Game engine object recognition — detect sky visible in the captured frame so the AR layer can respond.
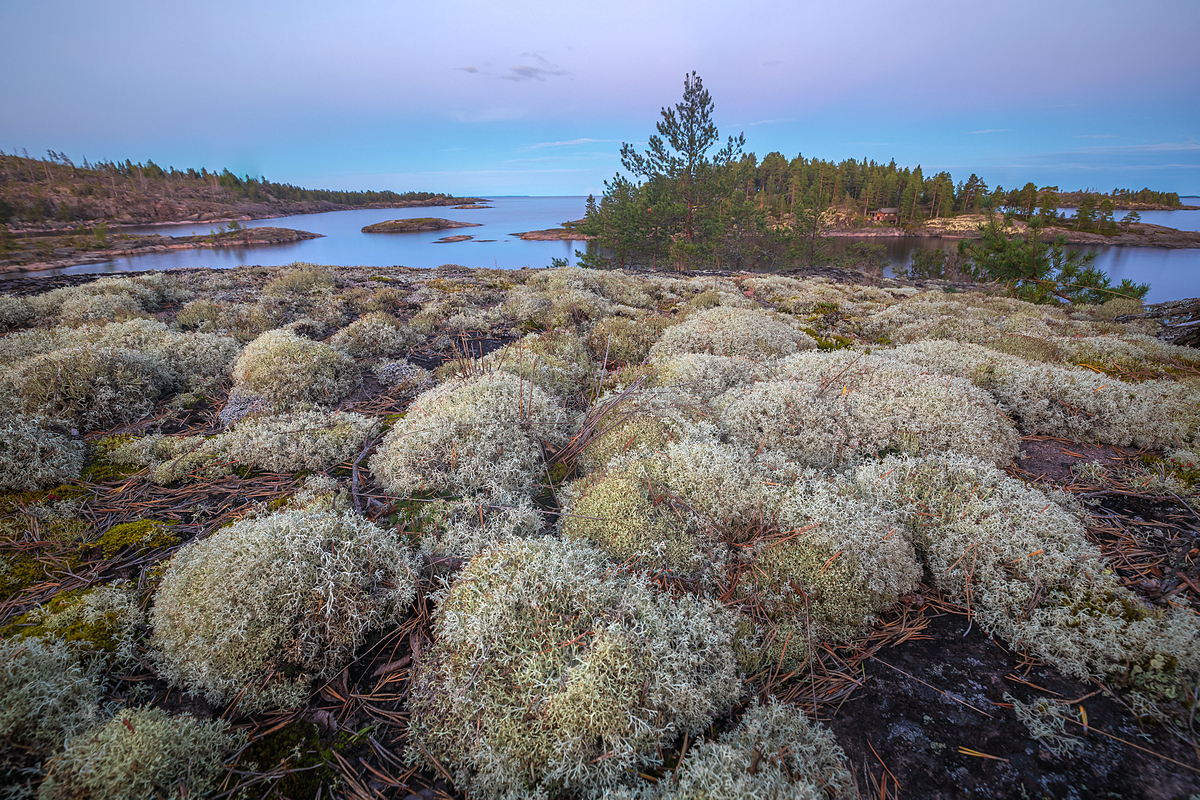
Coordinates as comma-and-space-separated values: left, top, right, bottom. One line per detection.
2, 0, 1198, 198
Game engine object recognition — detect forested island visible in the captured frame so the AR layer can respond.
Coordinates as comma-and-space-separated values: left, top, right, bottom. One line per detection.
576, 74, 1198, 302
0, 151, 482, 230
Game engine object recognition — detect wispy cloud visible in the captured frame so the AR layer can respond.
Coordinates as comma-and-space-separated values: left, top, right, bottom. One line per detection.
1076, 134, 1113, 139
967, 129, 1009, 135
521, 138, 618, 151
1076, 141, 1200, 153
457, 66, 480, 74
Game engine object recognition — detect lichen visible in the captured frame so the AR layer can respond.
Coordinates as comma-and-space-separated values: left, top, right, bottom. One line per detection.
0, 416, 86, 491
232, 328, 360, 410
1, 581, 145, 662
369, 371, 570, 504
625, 699, 856, 800
38, 708, 244, 800
150, 507, 420, 710
408, 537, 741, 799
329, 311, 421, 357
649, 306, 817, 361
0, 637, 106, 752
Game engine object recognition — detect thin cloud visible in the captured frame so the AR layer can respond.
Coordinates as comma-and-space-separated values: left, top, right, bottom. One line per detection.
967, 129, 1009, 135
1076, 134, 1114, 139
1077, 141, 1200, 153
504, 64, 568, 81
458, 66, 481, 74
504, 51, 569, 81
521, 138, 618, 151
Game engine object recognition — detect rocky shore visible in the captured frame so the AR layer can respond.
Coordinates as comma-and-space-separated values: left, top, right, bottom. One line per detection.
5, 197, 488, 235
832, 214, 1200, 248
361, 218, 482, 234
2, 226, 322, 274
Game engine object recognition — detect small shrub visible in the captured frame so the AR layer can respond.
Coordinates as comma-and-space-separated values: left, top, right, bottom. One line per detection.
38, 708, 244, 800
369, 371, 570, 503
151, 508, 419, 709
0, 416, 85, 490
649, 306, 817, 361
232, 329, 360, 409
329, 311, 421, 357
408, 537, 740, 798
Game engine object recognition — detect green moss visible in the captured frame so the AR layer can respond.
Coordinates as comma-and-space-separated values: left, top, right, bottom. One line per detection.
0, 483, 88, 514
243, 722, 336, 800
798, 325, 853, 351
0, 553, 58, 602
1, 589, 119, 652
98, 520, 179, 558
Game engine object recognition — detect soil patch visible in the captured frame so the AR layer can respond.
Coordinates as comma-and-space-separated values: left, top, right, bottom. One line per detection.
828, 607, 1200, 800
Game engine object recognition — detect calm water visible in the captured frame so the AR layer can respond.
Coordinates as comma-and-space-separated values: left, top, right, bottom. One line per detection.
31, 196, 591, 276
17, 196, 1199, 302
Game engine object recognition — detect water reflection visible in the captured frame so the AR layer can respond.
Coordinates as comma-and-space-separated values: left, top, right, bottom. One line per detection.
15, 196, 1199, 302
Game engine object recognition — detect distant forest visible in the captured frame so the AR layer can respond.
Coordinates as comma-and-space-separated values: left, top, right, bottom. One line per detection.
0, 150, 469, 226
708, 151, 1183, 223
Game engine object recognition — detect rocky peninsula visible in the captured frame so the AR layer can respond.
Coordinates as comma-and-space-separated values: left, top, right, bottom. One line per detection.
1, 225, 322, 274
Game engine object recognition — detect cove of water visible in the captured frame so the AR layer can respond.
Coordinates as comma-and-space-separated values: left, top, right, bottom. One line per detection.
18, 196, 1199, 303
31, 196, 592, 277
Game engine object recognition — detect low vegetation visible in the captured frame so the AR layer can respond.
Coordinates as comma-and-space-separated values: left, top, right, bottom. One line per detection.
0, 261, 1197, 798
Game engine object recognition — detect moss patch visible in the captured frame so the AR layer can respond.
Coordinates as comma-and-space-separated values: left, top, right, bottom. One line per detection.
98, 520, 180, 558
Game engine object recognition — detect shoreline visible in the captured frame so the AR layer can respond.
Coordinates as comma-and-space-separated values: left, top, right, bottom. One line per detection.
827, 220, 1200, 249
2, 227, 322, 275
5, 197, 490, 236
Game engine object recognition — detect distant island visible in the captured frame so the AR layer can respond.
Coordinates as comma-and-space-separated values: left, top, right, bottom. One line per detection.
0, 151, 484, 230
0, 222, 322, 273
361, 218, 483, 234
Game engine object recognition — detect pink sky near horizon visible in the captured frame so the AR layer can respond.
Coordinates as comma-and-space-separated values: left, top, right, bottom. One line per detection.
2, 0, 1197, 197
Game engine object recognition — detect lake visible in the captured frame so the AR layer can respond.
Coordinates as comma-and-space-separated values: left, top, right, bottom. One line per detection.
18, 195, 1200, 303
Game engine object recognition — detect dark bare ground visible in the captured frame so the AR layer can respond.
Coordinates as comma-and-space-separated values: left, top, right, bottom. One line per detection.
828, 605, 1200, 800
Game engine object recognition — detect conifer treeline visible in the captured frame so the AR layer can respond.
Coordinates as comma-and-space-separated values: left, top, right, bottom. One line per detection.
0, 150, 464, 224
724, 151, 1182, 221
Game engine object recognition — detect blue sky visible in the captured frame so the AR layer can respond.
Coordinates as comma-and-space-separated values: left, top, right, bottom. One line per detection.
2, 0, 1197, 197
